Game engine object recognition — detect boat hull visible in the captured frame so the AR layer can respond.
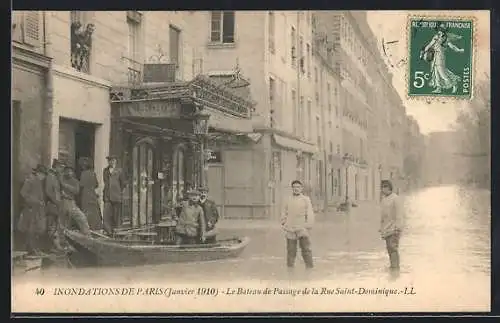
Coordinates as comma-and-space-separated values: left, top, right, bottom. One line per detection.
65, 230, 250, 267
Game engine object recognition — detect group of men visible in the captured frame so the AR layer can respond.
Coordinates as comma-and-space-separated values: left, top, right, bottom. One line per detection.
174, 188, 220, 245
17, 159, 92, 255
280, 179, 404, 276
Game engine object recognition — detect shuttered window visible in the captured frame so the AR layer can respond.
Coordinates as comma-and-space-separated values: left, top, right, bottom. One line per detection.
23, 11, 41, 46
210, 11, 235, 43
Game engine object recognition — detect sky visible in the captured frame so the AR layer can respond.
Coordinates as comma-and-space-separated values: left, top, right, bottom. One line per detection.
366, 10, 490, 135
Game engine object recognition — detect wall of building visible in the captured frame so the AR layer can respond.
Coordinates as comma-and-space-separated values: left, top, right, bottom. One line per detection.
50, 65, 112, 201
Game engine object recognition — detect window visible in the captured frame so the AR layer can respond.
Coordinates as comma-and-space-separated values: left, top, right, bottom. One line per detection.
127, 13, 142, 84
291, 89, 297, 130
210, 11, 235, 43
327, 83, 332, 113
306, 43, 311, 78
291, 27, 296, 68
71, 11, 93, 74
269, 77, 276, 127
314, 67, 318, 83
299, 36, 304, 73
316, 116, 321, 147
268, 12, 275, 53
307, 100, 312, 140
299, 96, 304, 138
169, 25, 181, 67
12, 11, 42, 46
336, 144, 340, 155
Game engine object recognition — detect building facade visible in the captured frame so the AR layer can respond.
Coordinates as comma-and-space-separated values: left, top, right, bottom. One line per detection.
12, 11, 52, 230
185, 11, 319, 219
12, 10, 254, 227
12, 10, 425, 227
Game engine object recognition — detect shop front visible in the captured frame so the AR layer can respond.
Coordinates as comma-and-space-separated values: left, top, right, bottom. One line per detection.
109, 75, 254, 229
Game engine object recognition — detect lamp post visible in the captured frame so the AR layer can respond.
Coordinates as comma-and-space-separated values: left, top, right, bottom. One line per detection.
342, 153, 350, 203
193, 110, 210, 188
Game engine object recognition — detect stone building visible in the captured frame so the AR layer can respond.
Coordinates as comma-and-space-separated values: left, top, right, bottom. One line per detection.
185, 11, 319, 219
313, 11, 374, 203
12, 11, 52, 228
12, 10, 254, 227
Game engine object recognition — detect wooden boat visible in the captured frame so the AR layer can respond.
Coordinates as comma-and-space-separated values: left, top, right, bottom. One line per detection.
64, 229, 250, 267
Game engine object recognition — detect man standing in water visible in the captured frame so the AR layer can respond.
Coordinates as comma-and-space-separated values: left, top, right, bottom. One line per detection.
280, 180, 315, 270
379, 180, 404, 276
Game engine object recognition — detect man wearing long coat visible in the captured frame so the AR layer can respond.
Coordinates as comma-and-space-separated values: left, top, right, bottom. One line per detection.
103, 156, 126, 235
45, 159, 66, 251
17, 164, 48, 255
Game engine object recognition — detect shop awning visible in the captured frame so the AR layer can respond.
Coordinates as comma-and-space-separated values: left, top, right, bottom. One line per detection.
272, 134, 318, 154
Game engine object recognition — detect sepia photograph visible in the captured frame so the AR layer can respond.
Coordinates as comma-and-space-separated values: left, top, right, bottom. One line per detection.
11, 9, 490, 314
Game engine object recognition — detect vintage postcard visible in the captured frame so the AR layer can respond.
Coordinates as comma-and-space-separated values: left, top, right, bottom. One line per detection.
11, 10, 490, 314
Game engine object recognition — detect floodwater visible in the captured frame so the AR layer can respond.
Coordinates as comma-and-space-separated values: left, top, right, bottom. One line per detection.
13, 185, 491, 312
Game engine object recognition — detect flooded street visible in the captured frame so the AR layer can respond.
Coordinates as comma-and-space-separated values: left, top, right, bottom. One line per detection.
14, 185, 491, 312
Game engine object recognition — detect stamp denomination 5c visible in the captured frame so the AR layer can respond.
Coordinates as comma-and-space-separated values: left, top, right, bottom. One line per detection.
407, 17, 474, 99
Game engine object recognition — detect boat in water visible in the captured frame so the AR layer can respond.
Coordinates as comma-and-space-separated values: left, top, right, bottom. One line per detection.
64, 228, 250, 267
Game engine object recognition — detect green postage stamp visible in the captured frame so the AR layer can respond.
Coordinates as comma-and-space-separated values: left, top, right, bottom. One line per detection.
407, 17, 474, 99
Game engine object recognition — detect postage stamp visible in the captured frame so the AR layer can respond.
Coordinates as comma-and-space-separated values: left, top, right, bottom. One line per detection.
407, 17, 474, 99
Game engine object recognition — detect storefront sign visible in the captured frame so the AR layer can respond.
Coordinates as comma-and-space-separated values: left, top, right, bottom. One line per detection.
120, 101, 182, 118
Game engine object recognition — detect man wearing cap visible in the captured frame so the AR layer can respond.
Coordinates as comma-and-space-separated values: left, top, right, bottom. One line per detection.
103, 155, 126, 235
17, 164, 48, 255
60, 166, 91, 236
198, 187, 219, 243
379, 180, 404, 275
280, 180, 315, 270
175, 189, 206, 245
45, 159, 66, 252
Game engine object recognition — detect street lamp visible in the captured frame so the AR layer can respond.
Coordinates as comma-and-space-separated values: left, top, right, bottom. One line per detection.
342, 153, 350, 203
193, 110, 211, 188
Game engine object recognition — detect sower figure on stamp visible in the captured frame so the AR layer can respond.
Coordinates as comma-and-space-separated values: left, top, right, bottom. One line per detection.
379, 180, 405, 278
419, 23, 465, 94
60, 166, 91, 236
175, 189, 206, 245
280, 180, 315, 270
45, 159, 67, 252
198, 187, 219, 244
17, 164, 48, 256
103, 155, 126, 236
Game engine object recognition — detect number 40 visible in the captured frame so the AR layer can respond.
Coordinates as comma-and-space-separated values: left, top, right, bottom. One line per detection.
413, 71, 430, 88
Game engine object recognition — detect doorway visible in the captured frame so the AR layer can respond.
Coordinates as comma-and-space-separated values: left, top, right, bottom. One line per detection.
131, 137, 156, 227
75, 122, 96, 179
58, 118, 96, 178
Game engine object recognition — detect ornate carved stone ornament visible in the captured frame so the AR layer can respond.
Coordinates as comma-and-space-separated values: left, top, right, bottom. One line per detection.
71, 21, 95, 72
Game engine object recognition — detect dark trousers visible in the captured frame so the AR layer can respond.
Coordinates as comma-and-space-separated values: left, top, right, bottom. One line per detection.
287, 236, 314, 268
176, 234, 198, 245
384, 232, 401, 270
103, 201, 121, 235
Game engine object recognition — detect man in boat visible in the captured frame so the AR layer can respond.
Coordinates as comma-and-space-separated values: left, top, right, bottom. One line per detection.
60, 166, 91, 236
17, 164, 48, 256
45, 159, 67, 252
175, 189, 206, 245
103, 155, 126, 236
280, 180, 315, 270
198, 187, 219, 243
